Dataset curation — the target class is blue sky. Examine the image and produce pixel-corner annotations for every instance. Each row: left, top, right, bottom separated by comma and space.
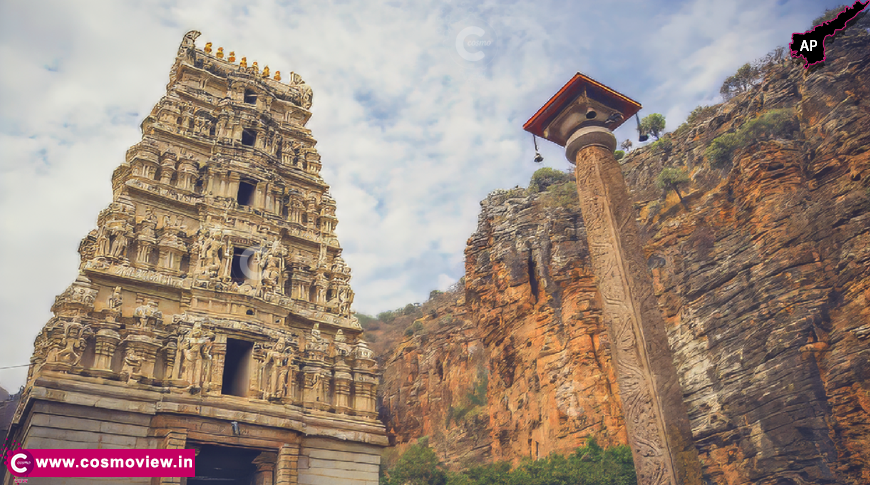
0, 0, 845, 390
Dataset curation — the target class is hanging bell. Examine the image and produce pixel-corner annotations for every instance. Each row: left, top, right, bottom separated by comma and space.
635, 113, 649, 142
532, 134, 544, 163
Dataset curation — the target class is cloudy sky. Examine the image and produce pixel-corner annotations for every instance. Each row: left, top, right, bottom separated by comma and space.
0, 0, 843, 390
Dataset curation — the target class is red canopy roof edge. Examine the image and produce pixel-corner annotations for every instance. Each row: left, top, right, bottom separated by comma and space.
523, 73, 642, 143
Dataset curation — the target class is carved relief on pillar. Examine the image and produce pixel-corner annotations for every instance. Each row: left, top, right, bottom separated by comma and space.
572, 143, 701, 484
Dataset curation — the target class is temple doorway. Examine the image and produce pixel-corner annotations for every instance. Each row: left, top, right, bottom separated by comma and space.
187, 444, 261, 484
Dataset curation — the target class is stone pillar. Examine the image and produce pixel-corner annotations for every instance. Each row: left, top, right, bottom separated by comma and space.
208, 335, 227, 395
159, 429, 188, 485
566, 126, 701, 484
333, 361, 352, 414
93, 329, 121, 371
252, 451, 277, 485
276, 443, 299, 485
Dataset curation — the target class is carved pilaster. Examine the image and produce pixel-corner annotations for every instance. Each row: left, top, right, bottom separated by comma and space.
569, 130, 701, 484
333, 361, 352, 414
252, 451, 277, 485
275, 443, 299, 485
93, 328, 121, 371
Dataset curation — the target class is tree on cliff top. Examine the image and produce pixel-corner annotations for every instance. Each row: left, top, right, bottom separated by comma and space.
720, 63, 761, 101
656, 167, 690, 209
640, 113, 666, 140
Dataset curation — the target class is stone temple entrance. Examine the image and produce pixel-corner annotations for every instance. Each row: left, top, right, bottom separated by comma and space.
189, 445, 260, 484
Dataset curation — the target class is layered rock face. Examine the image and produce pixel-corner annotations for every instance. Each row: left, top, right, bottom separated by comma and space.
380, 189, 628, 468
621, 32, 870, 485
379, 31, 869, 484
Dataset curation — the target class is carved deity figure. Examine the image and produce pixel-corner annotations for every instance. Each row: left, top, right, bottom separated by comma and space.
263, 337, 292, 400
121, 349, 144, 383
199, 229, 224, 278
314, 273, 328, 304
179, 322, 213, 390
109, 223, 132, 259
133, 301, 163, 328
337, 286, 353, 316
106, 286, 122, 321
53, 318, 91, 366
95, 226, 111, 257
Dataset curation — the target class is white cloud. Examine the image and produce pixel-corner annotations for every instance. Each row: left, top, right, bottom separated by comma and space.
0, 0, 844, 391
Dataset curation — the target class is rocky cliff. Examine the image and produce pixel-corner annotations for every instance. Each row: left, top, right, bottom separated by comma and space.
378, 30, 870, 484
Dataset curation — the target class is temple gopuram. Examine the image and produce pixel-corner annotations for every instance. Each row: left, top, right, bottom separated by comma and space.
4, 31, 385, 485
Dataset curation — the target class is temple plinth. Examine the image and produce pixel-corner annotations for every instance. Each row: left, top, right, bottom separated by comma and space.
524, 74, 702, 485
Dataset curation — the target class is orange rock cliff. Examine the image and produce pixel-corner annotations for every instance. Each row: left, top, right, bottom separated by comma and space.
376, 29, 870, 485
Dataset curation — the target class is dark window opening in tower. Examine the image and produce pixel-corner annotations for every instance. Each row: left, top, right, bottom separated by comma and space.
231, 247, 250, 284
241, 129, 256, 147
221, 339, 253, 397
237, 181, 255, 206
244, 89, 257, 105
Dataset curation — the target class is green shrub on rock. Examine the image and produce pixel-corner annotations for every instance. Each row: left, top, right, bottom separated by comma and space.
529, 167, 570, 193
705, 108, 799, 167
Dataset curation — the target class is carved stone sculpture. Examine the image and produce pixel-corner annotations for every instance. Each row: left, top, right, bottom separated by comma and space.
263, 337, 291, 400
133, 300, 163, 328
53, 319, 91, 367
179, 322, 214, 391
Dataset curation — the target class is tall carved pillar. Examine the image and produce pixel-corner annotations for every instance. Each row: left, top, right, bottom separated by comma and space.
523, 74, 701, 484
570, 130, 700, 484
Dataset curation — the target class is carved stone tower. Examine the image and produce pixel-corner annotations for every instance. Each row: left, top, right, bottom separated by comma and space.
5, 31, 385, 485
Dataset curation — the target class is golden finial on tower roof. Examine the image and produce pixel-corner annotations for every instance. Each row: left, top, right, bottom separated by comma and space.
216, 47, 224, 59
228, 51, 236, 62
263, 66, 270, 78
204, 42, 212, 54
274, 71, 282, 81
240, 56, 247, 67
252, 61, 259, 73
